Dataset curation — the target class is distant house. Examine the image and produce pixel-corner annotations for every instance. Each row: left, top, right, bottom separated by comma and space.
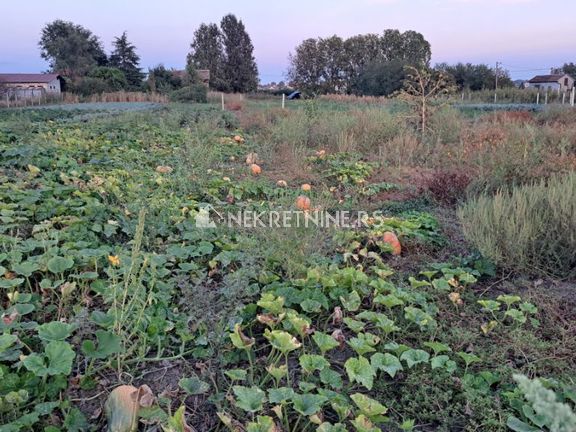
0, 73, 64, 99
526, 74, 574, 92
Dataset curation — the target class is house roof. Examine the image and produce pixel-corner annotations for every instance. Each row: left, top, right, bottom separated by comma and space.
527, 74, 566, 84
0, 73, 61, 84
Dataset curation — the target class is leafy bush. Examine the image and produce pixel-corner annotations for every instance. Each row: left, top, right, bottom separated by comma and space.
170, 84, 208, 103
458, 172, 576, 278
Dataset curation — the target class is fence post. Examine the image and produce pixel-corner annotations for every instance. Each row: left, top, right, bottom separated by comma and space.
571, 87, 575, 107
221, 92, 225, 111
562, 92, 566, 105
545, 89, 548, 105
282, 93, 285, 109
536, 92, 540, 105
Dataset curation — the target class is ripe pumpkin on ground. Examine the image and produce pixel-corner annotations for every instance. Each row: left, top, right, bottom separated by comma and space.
250, 164, 262, 175
296, 195, 311, 211
382, 231, 401, 256
301, 183, 312, 192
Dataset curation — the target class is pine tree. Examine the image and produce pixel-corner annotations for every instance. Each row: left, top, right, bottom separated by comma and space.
109, 32, 144, 89
220, 14, 259, 93
187, 23, 225, 90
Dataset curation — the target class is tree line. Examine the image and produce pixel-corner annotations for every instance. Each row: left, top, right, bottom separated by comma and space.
287, 30, 517, 96
37, 14, 259, 99
36, 18, 576, 98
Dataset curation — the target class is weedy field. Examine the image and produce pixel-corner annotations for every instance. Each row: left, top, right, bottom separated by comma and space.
0, 99, 575, 432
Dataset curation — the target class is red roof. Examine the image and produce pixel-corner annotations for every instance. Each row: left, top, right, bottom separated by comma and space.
0, 73, 61, 84
527, 74, 565, 84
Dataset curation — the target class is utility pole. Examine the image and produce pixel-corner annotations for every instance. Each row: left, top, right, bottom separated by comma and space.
494, 61, 500, 104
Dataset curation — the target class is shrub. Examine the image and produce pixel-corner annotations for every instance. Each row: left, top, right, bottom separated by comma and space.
458, 172, 576, 278
170, 84, 208, 103
427, 169, 471, 205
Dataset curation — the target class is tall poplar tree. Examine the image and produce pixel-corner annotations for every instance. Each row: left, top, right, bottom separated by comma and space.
220, 14, 259, 92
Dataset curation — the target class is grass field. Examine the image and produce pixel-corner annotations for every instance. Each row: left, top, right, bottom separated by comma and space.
0, 100, 575, 431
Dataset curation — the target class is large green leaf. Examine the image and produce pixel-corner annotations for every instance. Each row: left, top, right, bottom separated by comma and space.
47, 256, 74, 274
370, 352, 403, 378
299, 354, 330, 374
312, 331, 340, 354
351, 393, 387, 418
292, 393, 327, 416
179, 376, 210, 395
345, 356, 376, 390
264, 329, 301, 354
23, 341, 75, 377
400, 349, 430, 369
233, 386, 266, 413
81, 330, 123, 359
37, 322, 74, 342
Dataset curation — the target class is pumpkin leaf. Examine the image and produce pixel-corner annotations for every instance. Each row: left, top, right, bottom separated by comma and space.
81, 330, 123, 359
351, 393, 387, 418
430, 355, 457, 373
400, 349, 430, 369
224, 369, 247, 381
344, 356, 376, 390
422, 341, 451, 356
233, 386, 266, 412
299, 354, 330, 374
340, 290, 362, 312
312, 331, 340, 354
320, 368, 343, 390
37, 321, 74, 342
268, 387, 294, 404
246, 416, 277, 432
23, 341, 75, 377
370, 352, 403, 378
292, 393, 327, 416
264, 329, 301, 354
47, 256, 74, 274
179, 376, 210, 395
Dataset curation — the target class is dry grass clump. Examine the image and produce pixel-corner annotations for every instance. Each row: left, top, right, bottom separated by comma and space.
318, 94, 389, 105
87, 92, 168, 103
458, 171, 576, 278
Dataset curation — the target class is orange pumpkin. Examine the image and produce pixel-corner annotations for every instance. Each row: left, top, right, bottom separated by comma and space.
383, 231, 401, 256
250, 164, 262, 175
234, 135, 243, 143
296, 195, 311, 211
301, 183, 312, 192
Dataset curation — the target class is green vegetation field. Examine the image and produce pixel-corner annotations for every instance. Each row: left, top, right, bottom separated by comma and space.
0, 100, 575, 432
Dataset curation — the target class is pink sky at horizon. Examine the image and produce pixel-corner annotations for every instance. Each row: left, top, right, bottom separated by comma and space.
0, 0, 573, 82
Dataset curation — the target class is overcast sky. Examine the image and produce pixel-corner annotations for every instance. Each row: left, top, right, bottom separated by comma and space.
0, 0, 574, 82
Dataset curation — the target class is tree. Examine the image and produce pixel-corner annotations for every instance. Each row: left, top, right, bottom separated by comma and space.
88, 67, 128, 91
220, 14, 259, 93
187, 23, 226, 90
146, 65, 183, 93
109, 32, 144, 89
562, 63, 576, 79
287, 38, 324, 94
288, 29, 431, 95
352, 60, 407, 96
39, 20, 107, 78
436, 63, 513, 91
399, 66, 455, 134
